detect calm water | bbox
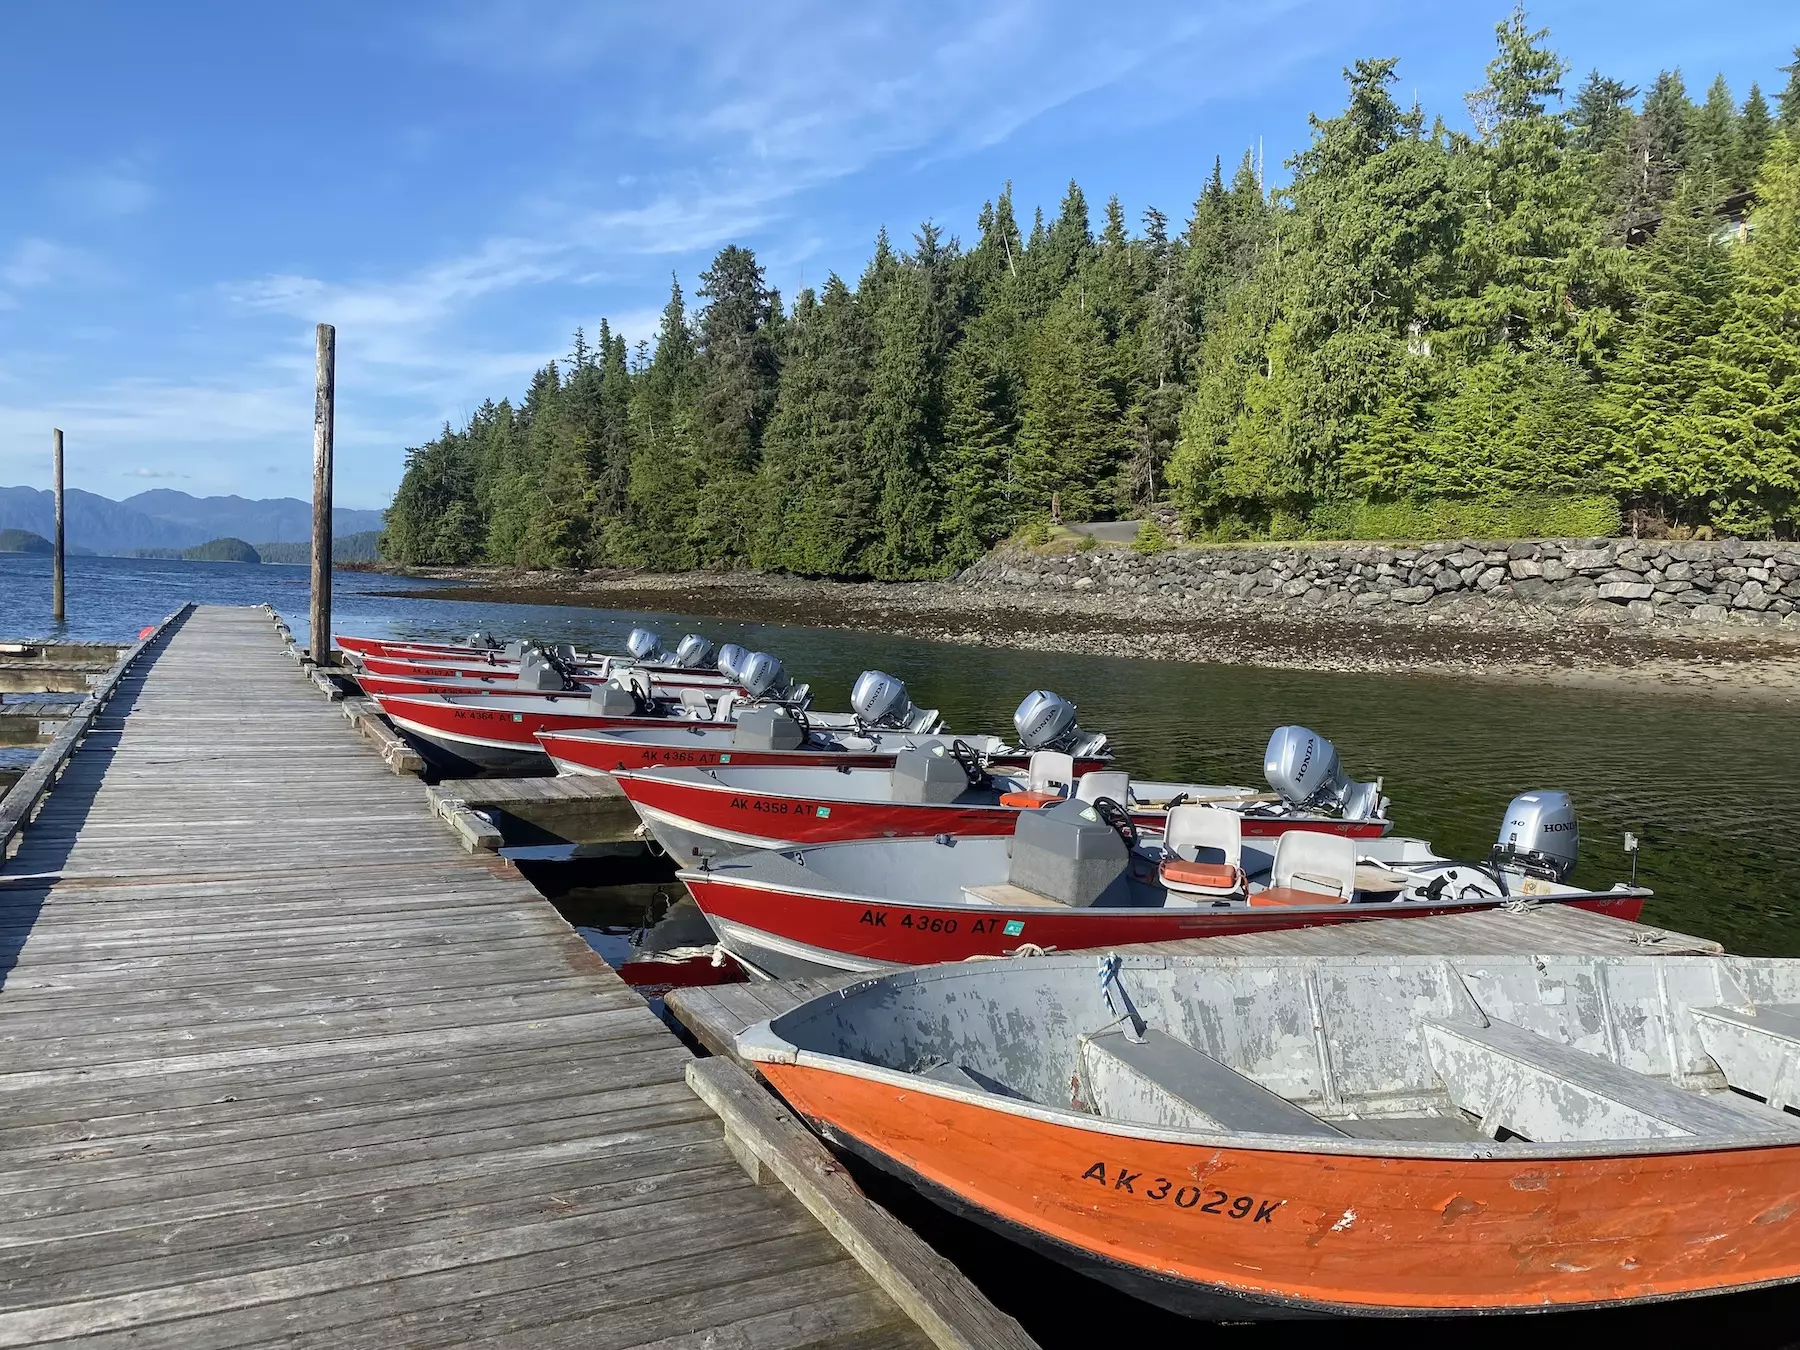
[3,551,1797,954]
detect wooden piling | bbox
[51,428,65,624]
[309,324,335,666]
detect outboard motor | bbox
[674,634,714,669]
[737,652,789,701]
[625,628,663,662]
[1009,799,1129,907]
[1493,790,1578,882]
[716,643,750,684]
[1013,690,1109,759]
[1263,726,1385,821]
[850,670,941,733]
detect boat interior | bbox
[758,952,1800,1151]
[708,804,1634,914]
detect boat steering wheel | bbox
[950,739,987,789]
[1092,797,1139,849]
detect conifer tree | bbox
[1603,170,1738,515]
[1684,130,1800,531]
[1779,48,1800,130]
[1739,84,1775,189]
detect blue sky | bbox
[0,2,1793,510]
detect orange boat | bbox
[739,950,1800,1318]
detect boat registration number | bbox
[1082,1162,1283,1224]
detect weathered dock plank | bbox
[0,605,967,1348]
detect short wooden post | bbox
[310,324,335,666]
[51,428,65,624]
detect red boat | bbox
[539,723,1111,778]
[680,791,1644,979]
[371,690,683,772]
[609,755,1387,860]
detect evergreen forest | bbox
[384,11,1800,576]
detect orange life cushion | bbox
[1159,859,1241,891]
[1000,791,1062,808]
[1249,886,1350,908]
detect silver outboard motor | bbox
[1493,790,1578,882]
[625,628,661,662]
[737,652,789,701]
[849,670,940,732]
[1013,690,1109,758]
[673,634,714,669]
[1263,726,1385,821]
[716,643,750,683]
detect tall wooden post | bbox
[310,324,335,666]
[51,428,65,624]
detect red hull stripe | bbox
[687,877,1646,969]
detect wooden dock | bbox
[0,606,1024,1348]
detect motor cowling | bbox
[1013,690,1108,759]
[625,628,661,661]
[716,643,750,683]
[1263,726,1385,820]
[674,634,714,669]
[737,652,789,700]
[1494,790,1578,882]
[852,671,914,728]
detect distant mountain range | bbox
[0,487,385,556]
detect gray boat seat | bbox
[679,687,711,719]
[1690,1003,1800,1109]
[1424,1018,1795,1142]
[1027,750,1076,796]
[1079,1026,1346,1137]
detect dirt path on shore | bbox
[367,567,1800,704]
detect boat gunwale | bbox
[739,951,1798,1162]
[678,853,1654,918]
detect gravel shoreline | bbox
[368,563,1800,704]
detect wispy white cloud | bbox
[0,238,109,291]
[56,161,156,219]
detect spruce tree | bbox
[1684,130,1800,531]
[1013,290,1124,520]
[1739,84,1774,189]
[1779,48,1800,130]
[1603,170,1738,516]
[1692,75,1739,186]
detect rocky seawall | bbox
[959,537,1800,629]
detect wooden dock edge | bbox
[684,1057,1037,1350]
[260,605,423,777]
[424,784,505,852]
[0,601,194,857]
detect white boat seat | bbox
[1159,805,1245,897]
[1080,1026,1346,1137]
[1270,831,1357,899]
[715,692,739,722]
[1690,1004,1800,1109]
[679,687,711,719]
[1028,750,1076,796]
[1423,1018,1795,1142]
[1075,771,1131,805]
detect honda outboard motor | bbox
[1263,726,1385,821]
[625,628,662,662]
[1013,690,1109,759]
[737,652,789,701]
[674,634,714,669]
[1493,790,1578,882]
[850,671,941,732]
[716,643,750,683]
[1009,799,1129,907]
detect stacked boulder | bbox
[959,538,1800,629]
